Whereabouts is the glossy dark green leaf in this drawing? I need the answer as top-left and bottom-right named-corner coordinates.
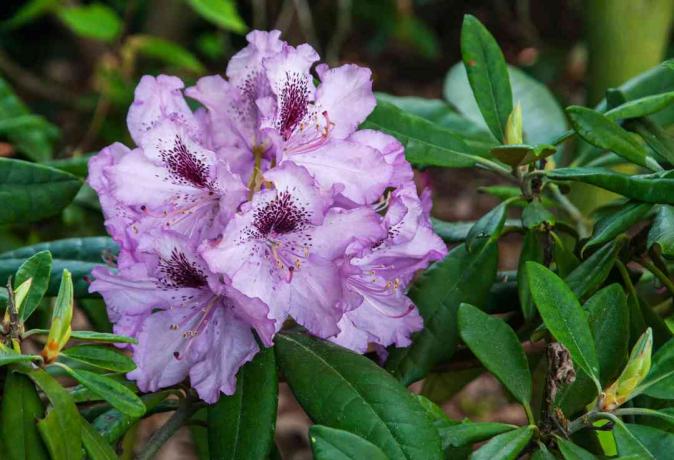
top-left (631, 118), bottom-right (674, 165)
top-left (431, 218), bottom-right (520, 244)
top-left (565, 238), bottom-right (625, 299)
top-left (613, 422), bottom-right (654, 459)
top-left (637, 338), bottom-right (674, 399)
top-left (606, 91), bottom-right (674, 121)
top-left (460, 15), bottom-right (512, 141)
top-left (309, 425), bottom-right (388, 460)
top-left (458, 303), bottom-right (531, 404)
top-left (518, 230), bottom-right (544, 320)
top-left (470, 426), bottom-right (534, 460)
top-left (0, 77), bottom-right (58, 161)
top-left (69, 375), bottom-right (137, 404)
top-left (20, 368), bottom-right (82, 460)
top-left (522, 200), bottom-right (555, 229)
top-left (276, 332), bottom-right (443, 460)
top-left (2, 371), bottom-right (49, 460)
top-left (552, 233), bottom-right (580, 277)
top-left (186, 0), bottom-right (247, 33)
top-left (622, 424), bottom-right (674, 458)
top-left (56, 3), bottom-right (122, 42)
top-left (386, 242), bottom-right (498, 385)
top-left (526, 262), bottom-right (600, 384)
top-left (440, 422), bottom-right (516, 448)
top-left (92, 391), bottom-right (170, 443)
top-left (80, 416), bottom-right (117, 460)
top-left (648, 205), bottom-right (674, 258)
top-left (61, 345), bottom-right (135, 372)
top-left (557, 284), bottom-right (629, 415)
top-left (208, 347), bottom-right (277, 460)
top-left (362, 101), bottom-right (487, 168)
top-left (14, 250), bottom-right (52, 321)
top-left (43, 154), bottom-right (92, 178)
top-left (547, 167), bottom-right (674, 204)
top-left (466, 202), bottom-right (508, 252)
top-left (61, 366), bottom-right (145, 417)
top-left (567, 106), bottom-right (649, 168)
top-left (531, 444), bottom-right (557, 460)
top-left (0, 158), bottom-right (81, 225)
top-left (556, 437), bottom-right (598, 460)
top-left (68, 330), bottom-right (136, 344)
top-left (444, 63), bottom-right (566, 146)
top-left (585, 202), bottom-right (653, 250)
top-left (0, 347), bottom-right (41, 367)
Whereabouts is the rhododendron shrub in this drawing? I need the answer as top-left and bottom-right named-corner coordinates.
top-left (6, 12), bottom-right (674, 460)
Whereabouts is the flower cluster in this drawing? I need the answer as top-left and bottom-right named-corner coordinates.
top-left (88, 30), bottom-right (447, 402)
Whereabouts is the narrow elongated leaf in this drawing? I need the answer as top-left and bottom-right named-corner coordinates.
top-left (127, 35), bottom-right (205, 73)
top-left (362, 101), bottom-right (485, 167)
top-left (605, 91), bottom-right (674, 121)
top-left (20, 368), bottom-right (82, 460)
top-left (386, 242), bottom-right (498, 385)
top-left (68, 330), bottom-right (136, 344)
top-left (622, 424), bottom-right (674, 458)
top-left (648, 205), bottom-right (674, 257)
top-left (440, 422), bottom-right (515, 448)
top-left (567, 106), bottom-right (649, 168)
top-left (207, 347), bottom-right (277, 460)
top-left (61, 366), bottom-right (145, 417)
top-left (557, 284), bottom-right (629, 415)
top-left (526, 262), bottom-right (600, 383)
top-left (80, 417), bottom-right (117, 460)
top-left (585, 202), bottom-right (652, 250)
top-left (92, 391), bottom-right (170, 443)
top-left (309, 425), bottom-right (388, 460)
top-left (565, 238), bottom-right (625, 299)
top-left (276, 332), bottom-right (443, 460)
top-left (470, 426), bottom-right (534, 460)
top-left (2, 372), bottom-right (49, 460)
top-left (0, 347), bottom-right (41, 366)
top-left (518, 230), bottom-right (544, 319)
top-left (637, 338), bottom-right (674, 398)
top-left (56, 3), bottom-right (122, 42)
top-left (613, 421), bottom-right (655, 459)
top-left (0, 158), bottom-right (81, 225)
top-left (547, 167), bottom-right (674, 204)
top-left (631, 118), bottom-right (674, 165)
top-left (14, 251), bottom-right (52, 321)
top-left (556, 438), bottom-right (598, 460)
top-left (61, 345), bottom-right (136, 372)
top-left (522, 200), bottom-right (555, 229)
top-left (466, 202), bottom-right (508, 252)
top-left (460, 15), bottom-right (512, 141)
top-left (186, 0), bottom-right (247, 33)
top-left (458, 303), bottom-right (531, 404)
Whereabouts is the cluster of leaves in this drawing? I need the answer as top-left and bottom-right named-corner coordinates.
top-left (5, 7), bottom-right (674, 460)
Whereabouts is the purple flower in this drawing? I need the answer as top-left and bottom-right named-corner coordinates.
top-left (91, 231), bottom-right (274, 403)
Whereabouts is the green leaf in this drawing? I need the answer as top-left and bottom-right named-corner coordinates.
top-left (630, 118), bottom-right (674, 165)
top-left (92, 391), bottom-right (170, 443)
top-left (309, 425), bottom-right (388, 460)
top-left (531, 444), bottom-right (557, 460)
top-left (43, 154), bottom-right (92, 178)
top-left (565, 238), bottom-right (625, 300)
top-left (0, 347), bottom-right (41, 367)
top-left (458, 303), bottom-right (531, 404)
top-left (276, 332), bottom-right (443, 460)
top-left (556, 437), bottom-right (598, 460)
top-left (613, 421), bottom-right (656, 459)
top-left (80, 416), bottom-right (117, 460)
top-left (470, 426), bottom-right (534, 460)
top-left (185, 0), bottom-right (247, 33)
top-left (522, 200), bottom-right (555, 229)
top-left (0, 77), bottom-right (58, 161)
top-left (207, 347), bottom-right (277, 460)
top-left (444, 63), bottom-right (566, 145)
top-left (3, 0), bottom-right (59, 30)
top-left (68, 330), bottom-right (136, 344)
top-left (621, 424), bottom-right (674, 459)
top-left (460, 15), bottom-right (512, 141)
top-left (61, 345), bottom-right (136, 373)
top-left (605, 91), bottom-right (674, 121)
top-left (2, 371), bottom-right (49, 460)
top-left (518, 230), bottom-right (544, 320)
top-left (128, 35), bottom-right (205, 73)
top-left (557, 284), bottom-right (629, 416)
top-left (14, 250), bottom-right (52, 321)
top-left (490, 144), bottom-right (556, 167)
top-left (546, 167), bottom-right (674, 204)
top-left (585, 202), bottom-right (653, 251)
top-left (420, 367), bottom-right (482, 404)
top-left (440, 422), bottom-right (516, 448)
top-left (526, 262), bottom-right (600, 384)
top-left (56, 3), bottom-right (122, 42)
top-left (566, 106), bottom-right (651, 169)
top-left (20, 368), bottom-right (82, 460)
top-left (386, 242), bottom-right (498, 385)
top-left (466, 202), bottom-right (508, 252)
top-left (0, 158), bottom-right (82, 225)
top-left (361, 101), bottom-right (487, 168)
top-left (648, 205), bottom-right (674, 258)
top-left (60, 366), bottom-right (145, 418)
top-left (637, 338), bottom-right (674, 399)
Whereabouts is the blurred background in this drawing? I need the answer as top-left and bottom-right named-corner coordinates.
top-left (1, 0), bottom-right (673, 458)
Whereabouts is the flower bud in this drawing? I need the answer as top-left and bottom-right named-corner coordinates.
top-left (41, 270), bottom-right (73, 364)
top-left (13, 277), bottom-right (32, 316)
top-left (505, 103), bottom-right (523, 145)
top-left (601, 328), bottom-right (652, 411)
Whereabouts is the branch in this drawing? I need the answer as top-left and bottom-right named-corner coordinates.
top-left (135, 395), bottom-right (199, 460)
